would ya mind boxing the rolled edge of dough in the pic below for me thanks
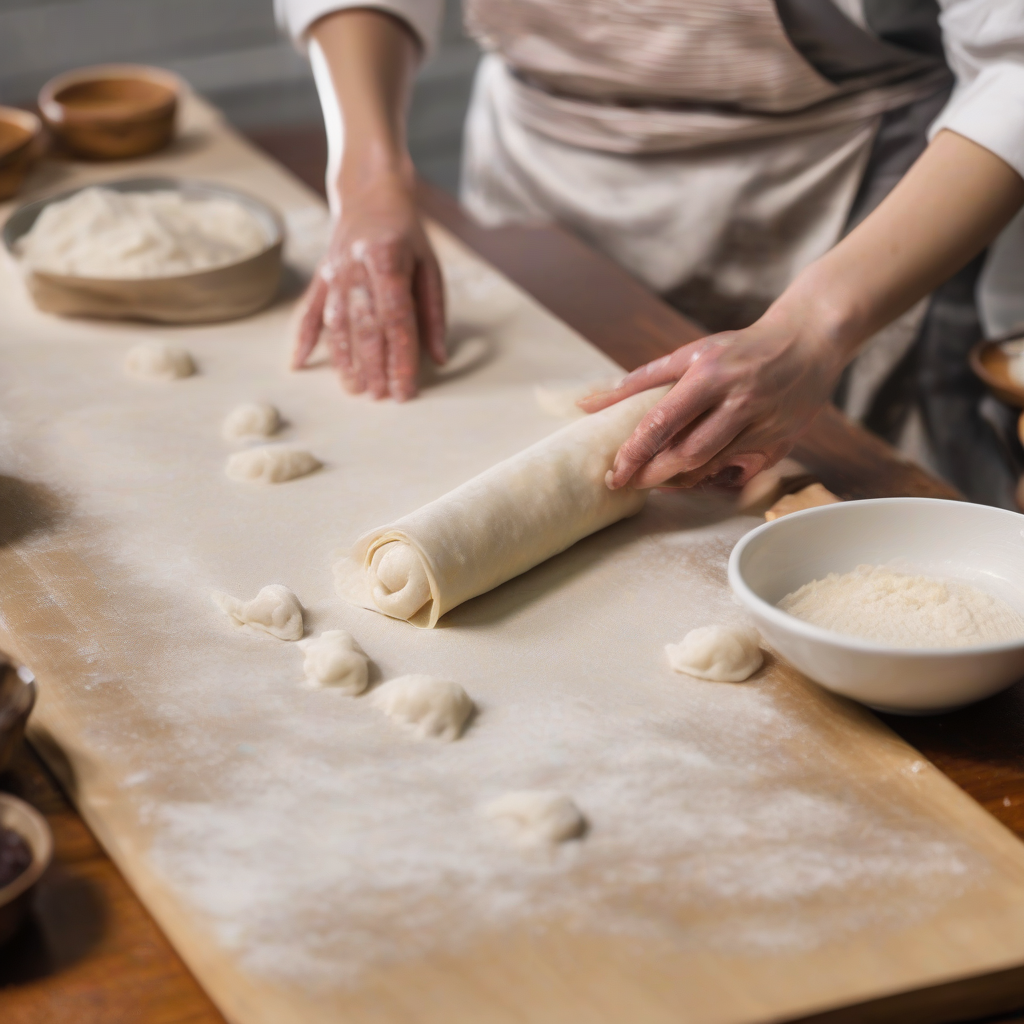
[334,386,670,628]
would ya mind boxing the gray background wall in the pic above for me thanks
[0,0,479,192]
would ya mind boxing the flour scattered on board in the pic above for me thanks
[5,214,990,998]
[147,651,979,988]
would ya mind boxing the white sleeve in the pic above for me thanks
[929,0,1024,179]
[273,0,444,59]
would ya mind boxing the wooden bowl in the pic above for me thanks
[0,664,36,776]
[3,177,285,324]
[0,794,53,947]
[969,333,1024,409]
[38,64,179,160]
[0,107,43,201]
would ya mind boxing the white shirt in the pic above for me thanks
[276,0,1024,334]
[275,0,1024,185]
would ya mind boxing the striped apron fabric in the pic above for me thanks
[458,1,1018,506]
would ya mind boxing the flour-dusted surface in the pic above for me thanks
[3,96,1024,1024]
[780,564,1024,648]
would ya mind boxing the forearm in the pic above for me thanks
[309,8,420,195]
[772,129,1024,359]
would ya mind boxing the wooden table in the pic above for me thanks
[2,123,1023,1024]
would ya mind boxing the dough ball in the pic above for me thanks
[225,444,320,484]
[212,584,304,641]
[665,625,763,682]
[222,402,281,441]
[483,790,586,847]
[369,542,432,620]
[298,630,368,694]
[371,675,474,741]
[533,377,620,420]
[124,340,194,380]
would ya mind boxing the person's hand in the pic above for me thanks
[579,308,845,490]
[292,174,446,401]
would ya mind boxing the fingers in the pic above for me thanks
[322,279,363,394]
[347,262,389,399]
[654,445,784,493]
[364,241,420,402]
[415,251,448,366]
[577,341,706,414]
[291,273,328,370]
[626,393,758,489]
[605,375,720,489]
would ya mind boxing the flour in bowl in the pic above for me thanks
[779,564,1024,648]
[16,186,269,278]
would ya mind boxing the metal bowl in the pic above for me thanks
[2,176,284,324]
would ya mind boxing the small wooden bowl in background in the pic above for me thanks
[0,107,43,201]
[968,334,1024,508]
[969,334,1024,410]
[3,177,285,324]
[39,64,179,161]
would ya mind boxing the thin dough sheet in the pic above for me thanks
[335,386,668,627]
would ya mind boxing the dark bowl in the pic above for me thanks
[0,664,35,776]
[0,794,53,947]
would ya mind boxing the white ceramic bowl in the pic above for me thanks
[728,498,1024,714]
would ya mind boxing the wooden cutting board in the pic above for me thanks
[3,94,1024,1024]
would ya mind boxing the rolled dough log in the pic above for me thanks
[335,386,669,627]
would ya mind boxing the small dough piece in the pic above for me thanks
[222,403,281,441]
[124,340,194,380]
[483,791,586,847]
[369,542,432,620]
[225,444,320,484]
[371,675,474,741]
[765,483,840,521]
[737,458,814,515]
[533,377,620,420]
[666,625,763,682]
[298,630,368,694]
[212,584,304,640]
